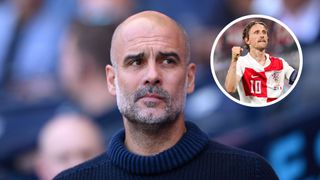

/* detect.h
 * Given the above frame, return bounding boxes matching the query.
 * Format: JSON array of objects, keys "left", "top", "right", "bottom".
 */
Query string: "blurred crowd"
[{"left": 0, "top": 0, "right": 319, "bottom": 179}]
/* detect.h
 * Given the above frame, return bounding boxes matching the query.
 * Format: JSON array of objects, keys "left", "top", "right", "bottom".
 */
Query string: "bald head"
[
  {"left": 38, "top": 114, "right": 104, "bottom": 151},
  {"left": 110, "top": 11, "right": 190, "bottom": 67},
  {"left": 36, "top": 113, "right": 104, "bottom": 180}
]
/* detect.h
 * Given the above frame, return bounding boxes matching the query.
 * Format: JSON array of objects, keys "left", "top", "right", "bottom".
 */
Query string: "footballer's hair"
[{"left": 242, "top": 20, "right": 268, "bottom": 50}]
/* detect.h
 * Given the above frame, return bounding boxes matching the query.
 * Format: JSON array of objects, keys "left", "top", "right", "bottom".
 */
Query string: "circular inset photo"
[{"left": 210, "top": 14, "right": 303, "bottom": 107}]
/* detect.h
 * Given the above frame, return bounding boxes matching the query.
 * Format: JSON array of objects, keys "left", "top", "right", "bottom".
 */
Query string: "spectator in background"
[
  {"left": 0, "top": 0, "right": 132, "bottom": 179},
  {"left": 251, "top": 0, "right": 320, "bottom": 45},
  {"left": 35, "top": 113, "right": 104, "bottom": 180},
  {"left": 58, "top": 21, "right": 123, "bottom": 141},
  {"left": 0, "top": 0, "right": 75, "bottom": 102},
  {"left": 0, "top": 1, "right": 131, "bottom": 178},
  {"left": 76, "top": 0, "right": 134, "bottom": 26},
  {"left": 56, "top": 0, "right": 136, "bottom": 141},
  {"left": 0, "top": 1, "right": 75, "bottom": 176}
]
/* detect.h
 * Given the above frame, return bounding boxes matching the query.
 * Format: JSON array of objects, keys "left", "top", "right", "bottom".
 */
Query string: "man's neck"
[
  {"left": 123, "top": 117, "right": 186, "bottom": 156},
  {"left": 249, "top": 48, "right": 266, "bottom": 66}
]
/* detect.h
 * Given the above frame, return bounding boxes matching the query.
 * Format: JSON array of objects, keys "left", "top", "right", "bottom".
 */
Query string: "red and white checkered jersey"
[{"left": 236, "top": 53, "right": 294, "bottom": 104}]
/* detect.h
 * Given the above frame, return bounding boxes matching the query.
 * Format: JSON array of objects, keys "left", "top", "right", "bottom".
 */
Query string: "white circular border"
[{"left": 210, "top": 14, "right": 303, "bottom": 107}]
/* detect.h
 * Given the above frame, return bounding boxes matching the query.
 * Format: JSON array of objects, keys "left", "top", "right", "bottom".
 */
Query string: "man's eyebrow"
[
  {"left": 123, "top": 52, "right": 144, "bottom": 63},
  {"left": 158, "top": 52, "right": 180, "bottom": 61}
]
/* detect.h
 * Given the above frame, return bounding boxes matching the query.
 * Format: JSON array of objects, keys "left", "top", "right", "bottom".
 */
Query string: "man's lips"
[
  {"left": 139, "top": 93, "right": 164, "bottom": 101},
  {"left": 144, "top": 93, "right": 163, "bottom": 98},
  {"left": 133, "top": 86, "right": 170, "bottom": 103}
]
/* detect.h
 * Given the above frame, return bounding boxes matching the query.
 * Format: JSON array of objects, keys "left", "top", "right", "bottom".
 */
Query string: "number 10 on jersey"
[{"left": 250, "top": 80, "right": 262, "bottom": 94}]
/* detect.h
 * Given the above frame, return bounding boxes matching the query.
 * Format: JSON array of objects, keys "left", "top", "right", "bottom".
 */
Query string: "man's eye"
[
  {"left": 130, "top": 59, "right": 142, "bottom": 65},
  {"left": 163, "top": 58, "right": 175, "bottom": 64}
]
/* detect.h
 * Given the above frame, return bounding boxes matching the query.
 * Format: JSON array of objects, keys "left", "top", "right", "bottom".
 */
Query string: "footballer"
[{"left": 225, "top": 20, "right": 297, "bottom": 104}]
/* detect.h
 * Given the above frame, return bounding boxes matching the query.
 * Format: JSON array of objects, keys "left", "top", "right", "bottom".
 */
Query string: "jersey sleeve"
[
  {"left": 236, "top": 57, "right": 244, "bottom": 78},
  {"left": 282, "top": 59, "right": 295, "bottom": 80}
]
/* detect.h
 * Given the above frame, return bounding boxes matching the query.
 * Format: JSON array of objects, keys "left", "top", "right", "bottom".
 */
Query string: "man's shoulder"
[
  {"left": 266, "top": 54, "right": 286, "bottom": 72},
  {"left": 204, "top": 140, "right": 278, "bottom": 178},
  {"left": 268, "top": 54, "right": 289, "bottom": 66},
  {"left": 268, "top": 54, "right": 284, "bottom": 61},
  {"left": 237, "top": 55, "right": 249, "bottom": 64},
  {"left": 207, "top": 140, "right": 260, "bottom": 157},
  {"left": 53, "top": 152, "right": 110, "bottom": 180},
  {"left": 237, "top": 54, "right": 253, "bottom": 68}
]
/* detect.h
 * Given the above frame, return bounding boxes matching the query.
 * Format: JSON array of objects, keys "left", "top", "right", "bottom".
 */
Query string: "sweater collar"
[{"left": 107, "top": 121, "right": 209, "bottom": 175}]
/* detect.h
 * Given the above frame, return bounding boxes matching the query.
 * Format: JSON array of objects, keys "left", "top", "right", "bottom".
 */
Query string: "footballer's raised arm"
[{"left": 225, "top": 46, "right": 242, "bottom": 93}]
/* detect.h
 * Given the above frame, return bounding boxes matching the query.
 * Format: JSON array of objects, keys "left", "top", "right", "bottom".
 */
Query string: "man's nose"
[{"left": 143, "top": 62, "right": 161, "bottom": 86}]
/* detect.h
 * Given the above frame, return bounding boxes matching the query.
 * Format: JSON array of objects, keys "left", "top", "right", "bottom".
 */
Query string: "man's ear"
[
  {"left": 186, "top": 63, "right": 196, "bottom": 94},
  {"left": 106, "top": 65, "right": 116, "bottom": 96},
  {"left": 244, "top": 37, "right": 250, "bottom": 46}
]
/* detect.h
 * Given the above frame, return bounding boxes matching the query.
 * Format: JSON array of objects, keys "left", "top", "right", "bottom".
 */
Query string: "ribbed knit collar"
[{"left": 107, "top": 121, "right": 209, "bottom": 175}]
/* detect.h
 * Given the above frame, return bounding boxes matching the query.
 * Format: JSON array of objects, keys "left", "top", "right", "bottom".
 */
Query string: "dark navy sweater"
[{"left": 54, "top": 122, "right": 278, "bottom": 180}]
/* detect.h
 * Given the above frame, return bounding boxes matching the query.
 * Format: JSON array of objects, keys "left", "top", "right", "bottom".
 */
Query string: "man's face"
[
  {"left": 246, "top": 24, "right": 268, "bottom": 51},
  {"left": 107, "top": 17, "right": 195, "bottom": 126},
  {"left": 37, "top": 119, "right": 104, "bottom": 180}
]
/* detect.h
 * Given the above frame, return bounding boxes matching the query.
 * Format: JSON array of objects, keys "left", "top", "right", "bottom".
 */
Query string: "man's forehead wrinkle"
[
  {"left": 123, "top": 36, "right": 182, "bottom": 57},
  {"left": 125, "top": 35, "right": 177, "bottom": 45}
]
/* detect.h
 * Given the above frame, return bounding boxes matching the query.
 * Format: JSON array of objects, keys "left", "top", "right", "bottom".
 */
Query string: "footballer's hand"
[{"left": 231, "top": 46, "right": 243, "bottom": 62}]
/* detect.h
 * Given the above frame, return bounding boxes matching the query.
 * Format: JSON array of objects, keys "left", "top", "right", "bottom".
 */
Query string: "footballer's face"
[{"left": 246, "top": 24, "right": 268, "bottom": 51}]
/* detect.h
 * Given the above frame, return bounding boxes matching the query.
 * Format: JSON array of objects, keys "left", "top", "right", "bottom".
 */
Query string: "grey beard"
[
  {"left": 124, "top": 110, "right": 180, "bottom": 133},
  {"left": 117, "top": 86, "right": 183, "bottom": 132}
]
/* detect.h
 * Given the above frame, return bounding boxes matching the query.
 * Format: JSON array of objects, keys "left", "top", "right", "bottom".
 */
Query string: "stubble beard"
[
  {"left": 256, "top": 40, "right": 268, "bottom": 51},
  {"left": 116, "top": 85, "right": 185, "bottom": 132}
]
